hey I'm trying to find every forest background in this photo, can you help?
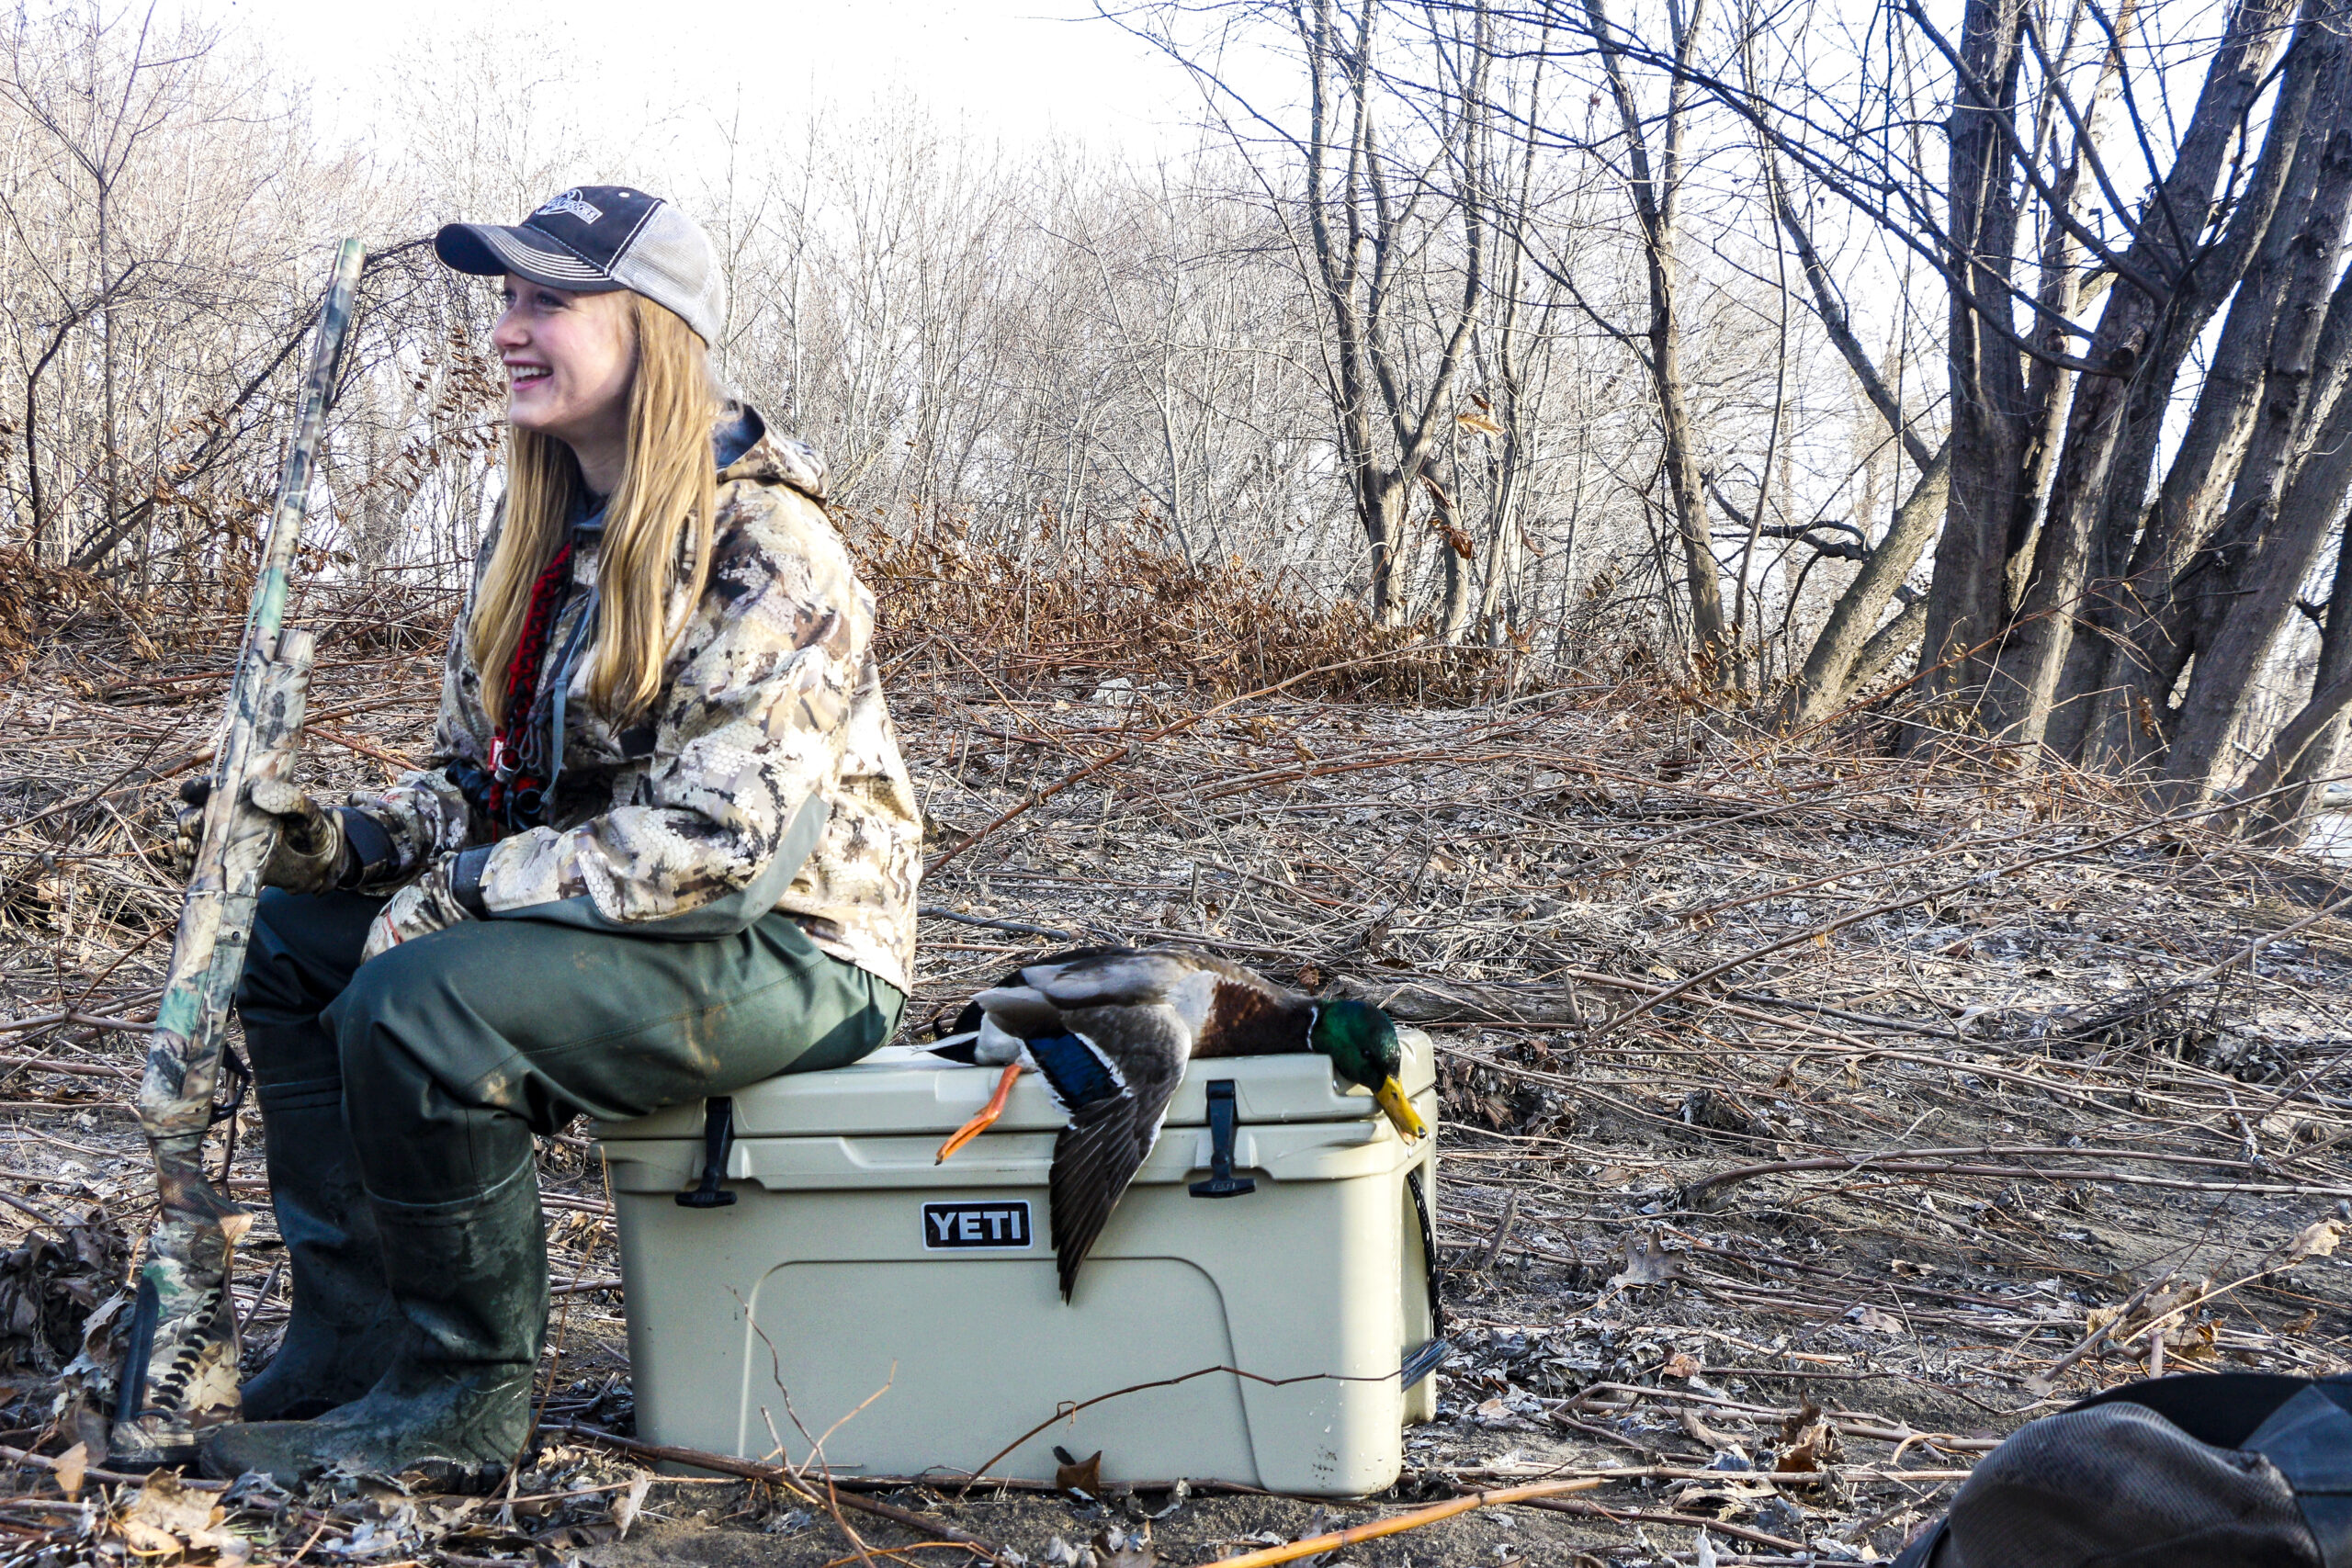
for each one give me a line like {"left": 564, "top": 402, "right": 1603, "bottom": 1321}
{"left": 7, "top": 5, "right": 2352, "bottom": 1560}
{"left": 6, "top": 0, "right": 2352, "bottom": 828}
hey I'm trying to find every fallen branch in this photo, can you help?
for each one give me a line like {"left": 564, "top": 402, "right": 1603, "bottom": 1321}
{"left": 1679, "top": 1152, "right": 2352, "bottom": 1209}
{"left": 1519, "top": 1496, "right": 1805, "bottom": 1553}
{"left": 1442, "top": 1463, "right": 1976, "bottom": 1484}
{"left": 550, "top": 1424, "right": 1011, "bottom": 1563}
{"left": 1200, "top": 1478, "right": 1604, "bottom": 1567}
{"left": 0, "top": 1054, "right": 141, "bottom": 1082}
{"left": 959, "top": 1363, "right": 1389, "bottom": 1492}
{"left": 1601, "top": 790, "right": 2352, "bottom": 1034}
{"left": 0, "top": 1016, "right": 153, "bottom": 1040}
{"left": 917, "top": 906, "right": 1084, "bottom": 942}
{"left": 928, "top": 644, "right": 1463, "bottom": 872}
{"left": 0, "top": 1440, "right": 221, "bottom": 1490}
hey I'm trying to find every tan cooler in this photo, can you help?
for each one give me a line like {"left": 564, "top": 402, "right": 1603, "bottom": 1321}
{"left": 593, "top": 1027, "right": 1442, "bottom": 1495}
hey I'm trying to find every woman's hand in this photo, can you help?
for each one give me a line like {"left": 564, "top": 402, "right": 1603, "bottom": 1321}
{"left": 361, "top": 857, "right": 477, "bottom": 963}
{"left": 171, "top": 778, "right": 348, "bottom": 894}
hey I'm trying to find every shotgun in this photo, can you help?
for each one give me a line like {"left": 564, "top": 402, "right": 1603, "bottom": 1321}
{"left": 60, "top": 239, "right": 367, "bottom": 1468}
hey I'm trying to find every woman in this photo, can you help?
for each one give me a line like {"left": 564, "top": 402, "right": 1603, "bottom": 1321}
{"left": 186, "top": 186, "right": 922, "bottom": 1483}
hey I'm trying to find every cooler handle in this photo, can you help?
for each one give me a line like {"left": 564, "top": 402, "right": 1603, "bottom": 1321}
{"left": 676, "top": 1096, "right": 739, "bottom": 1209}
{"left": 1188, "top": 1079, "right": 1257, "bottom": 1199}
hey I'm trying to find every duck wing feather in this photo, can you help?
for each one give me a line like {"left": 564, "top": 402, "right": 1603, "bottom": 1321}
{"left": 1022, "top": 950, "right": 1204, "bottom": 1009}
{"left": 1038, "top": 1002, "right": 1189, "bottom": 1302}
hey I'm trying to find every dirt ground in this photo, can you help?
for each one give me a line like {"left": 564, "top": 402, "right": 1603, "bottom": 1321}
{"left": 4, "top": 591, "right": 2351, "bottom": 1564}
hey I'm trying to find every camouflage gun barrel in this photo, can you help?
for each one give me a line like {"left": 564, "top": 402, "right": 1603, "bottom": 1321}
{"left": 60, "top": 239, "right": 368, "bottom": 1467}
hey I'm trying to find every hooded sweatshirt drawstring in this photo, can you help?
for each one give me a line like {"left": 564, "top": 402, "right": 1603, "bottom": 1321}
{"left": 484, "top": 539, "right": 576, "bottom": 827}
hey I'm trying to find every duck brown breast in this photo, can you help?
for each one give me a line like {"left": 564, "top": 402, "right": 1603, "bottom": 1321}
{"left": 1193, "top": 977, "right": 1311, "bottom": 1057}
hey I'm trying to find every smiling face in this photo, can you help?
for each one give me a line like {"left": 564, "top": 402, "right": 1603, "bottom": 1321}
{"left": 493, "top": 276, "right": 637, "bottom": 491}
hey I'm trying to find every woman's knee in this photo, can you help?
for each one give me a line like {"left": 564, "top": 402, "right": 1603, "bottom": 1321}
{"left": 329, "top": 946, "right": 537, "bottom": 1201}
{"left": 236, "top": 888, "right": 379, "bottom": 1026}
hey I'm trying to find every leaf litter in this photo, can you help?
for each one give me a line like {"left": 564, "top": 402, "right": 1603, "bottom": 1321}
{"left": 0, "top": 558, "right": 2347, "bottom": 1562}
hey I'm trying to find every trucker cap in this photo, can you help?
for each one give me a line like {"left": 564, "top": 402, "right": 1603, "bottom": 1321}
{"left": 435, "top": 186, "right": 726, "bottom": 344}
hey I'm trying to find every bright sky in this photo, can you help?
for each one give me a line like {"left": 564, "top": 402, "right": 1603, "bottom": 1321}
{"left": 215, "top": 0, "right": 1215, "bottom": 162}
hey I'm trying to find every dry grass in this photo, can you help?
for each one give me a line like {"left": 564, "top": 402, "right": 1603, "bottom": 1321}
{"left": 850, "top": 504, "right": 1539, "bottom": 707}
{"left": 0, "top": 540, "right": 2348, "bottom": 1565}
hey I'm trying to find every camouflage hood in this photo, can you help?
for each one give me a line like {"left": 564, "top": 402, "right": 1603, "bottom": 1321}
{"left": 347, "top": 404, "right": 922, "bottom": 994}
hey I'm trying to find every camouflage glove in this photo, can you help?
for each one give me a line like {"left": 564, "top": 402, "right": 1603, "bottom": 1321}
{"left": 170, "top": 777, "right": 348, "bottom": 894}
{"left": 359, "top": 852, "right": 481, "bottom": 963}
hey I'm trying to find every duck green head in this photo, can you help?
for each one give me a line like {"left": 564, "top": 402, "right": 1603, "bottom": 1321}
{"left": 1311, "top": 999, "right": 1428, "bottom": 1141}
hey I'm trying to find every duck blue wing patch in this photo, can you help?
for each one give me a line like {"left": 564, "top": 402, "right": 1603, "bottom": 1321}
{"left": 1041, "top": 1008, "right": 1190, "bottom": 1303}
{"left": 1024, "top": 1032, "right": 1123, "bottom": 1111}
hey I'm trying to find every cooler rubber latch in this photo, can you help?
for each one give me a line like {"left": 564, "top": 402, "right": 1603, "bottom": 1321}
{"left": 1189, "top": 1080, "right": 1257, "bottom": 1199}
{"left": 676, "top": 1096, "right": 738, "bottom": 1209}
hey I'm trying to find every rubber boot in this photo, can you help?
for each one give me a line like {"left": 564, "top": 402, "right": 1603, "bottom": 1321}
{"left": 238, "top": 1072, "right": 401, "bottom": 1421}
{"left": 198, "top": 1163, "right": 548, "bottom": 1487}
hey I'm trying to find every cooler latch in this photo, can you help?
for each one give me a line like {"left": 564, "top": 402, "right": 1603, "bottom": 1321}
{"left": 1189, "top": 1079, "right": 1257, "bottom": 1199}
{"left": 676, "top": 1096, "right": 738, "bottom": 1209}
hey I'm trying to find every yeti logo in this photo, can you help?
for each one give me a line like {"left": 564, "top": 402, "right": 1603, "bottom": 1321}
{"left": 921, "top": 1201, "right": 1032, "bottom": 1250}
{"left": 536, "top": 188, "right": 604, "bottom": 225}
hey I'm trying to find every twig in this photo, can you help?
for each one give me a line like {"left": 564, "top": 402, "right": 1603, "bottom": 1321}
{"left": 917, "top": 907, "right": 1083, "bottom": 942}
{"left": 1200, "top": 1478, "right": 1604, "bottom": 1567}
{"left": 549, "top": 1425, "right": 1012, "bottom": 1563}
{"left": 958, "top": 1363, "right": 1395, "bottom": 1492}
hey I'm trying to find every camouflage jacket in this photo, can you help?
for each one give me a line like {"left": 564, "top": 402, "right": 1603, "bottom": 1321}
{"left": 348, "top": 407, "right": 922, "bottom": 994}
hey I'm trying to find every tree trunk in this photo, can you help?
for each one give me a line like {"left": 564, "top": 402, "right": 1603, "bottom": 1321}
{"left": 1650, "top": 259, "right": 1731, "bottom": 675}
{"left": 1587, "top": 0, "right": 1730, "bottom": 681}
{"left": 2068, "top": 18, "right": 2350, "bottom": 769}
{"left": 1837, "top": 593, "right": 1932, "bottom": 710}
{"left": 2245, "top": 516, "right": 2352, "bottom": 838}
{"left": 1779, "top": 443, "right": 1951, "bottom": 727}
{"left": 1985, "top": 0, "right": 2303, "bottom": 752}
{"left": 2165, "top": 114, "right": 2352, "bottom": 796}
{"left": 1915, "top": 0, "right": 2032, "bottom": 727}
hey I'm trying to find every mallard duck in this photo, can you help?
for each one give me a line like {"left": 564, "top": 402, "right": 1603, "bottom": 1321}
{"left": 927, "top": 946, "right": 1426, "bottom": 1300}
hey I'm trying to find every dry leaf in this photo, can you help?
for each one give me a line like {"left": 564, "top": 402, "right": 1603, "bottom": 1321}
{"left": 1055, "top": 1448, "right": 1104, "bottom": 1496}
{"left": 119, "top": 1517, "right": 186, "bottom": 1555}
{"left": 1609, "top": 1229, "right": 1688, "bottom": 1291}
{"left": 1849, "top": 1305, "right": 1904, "bottom": 1334}
{"left": 2286, "top": 1219, "right": 2344, "bottom": 1262}
{"left": 119, "top": 1470, "right": 236, "bottom": 1554}
{"left": 609, "top": 1475, "right": 651, "bottom": 1540}
{"left": 53, "top": 1440, "right": 85, "bottom": 1497}
{"left": 1775, "top": 1401, "right": 1840, "bottom": 1473}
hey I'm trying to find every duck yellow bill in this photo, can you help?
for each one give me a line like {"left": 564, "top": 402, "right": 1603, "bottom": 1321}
{"left": 1374, "top": 1077, "right": 1428, "bottom": 1140}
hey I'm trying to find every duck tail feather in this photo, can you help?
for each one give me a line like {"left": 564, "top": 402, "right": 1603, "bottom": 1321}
{"left": 923, "top": 1031, "right": 983, "bottom": 1064}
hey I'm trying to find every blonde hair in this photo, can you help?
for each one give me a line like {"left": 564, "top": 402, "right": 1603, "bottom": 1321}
{"left": 472, "top": 293, "right": 722, "bottom": 728}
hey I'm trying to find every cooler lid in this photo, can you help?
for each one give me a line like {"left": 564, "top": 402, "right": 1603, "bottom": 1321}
{"left": 599, "top": 1025, "right": 1436, "bottom": 1142}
